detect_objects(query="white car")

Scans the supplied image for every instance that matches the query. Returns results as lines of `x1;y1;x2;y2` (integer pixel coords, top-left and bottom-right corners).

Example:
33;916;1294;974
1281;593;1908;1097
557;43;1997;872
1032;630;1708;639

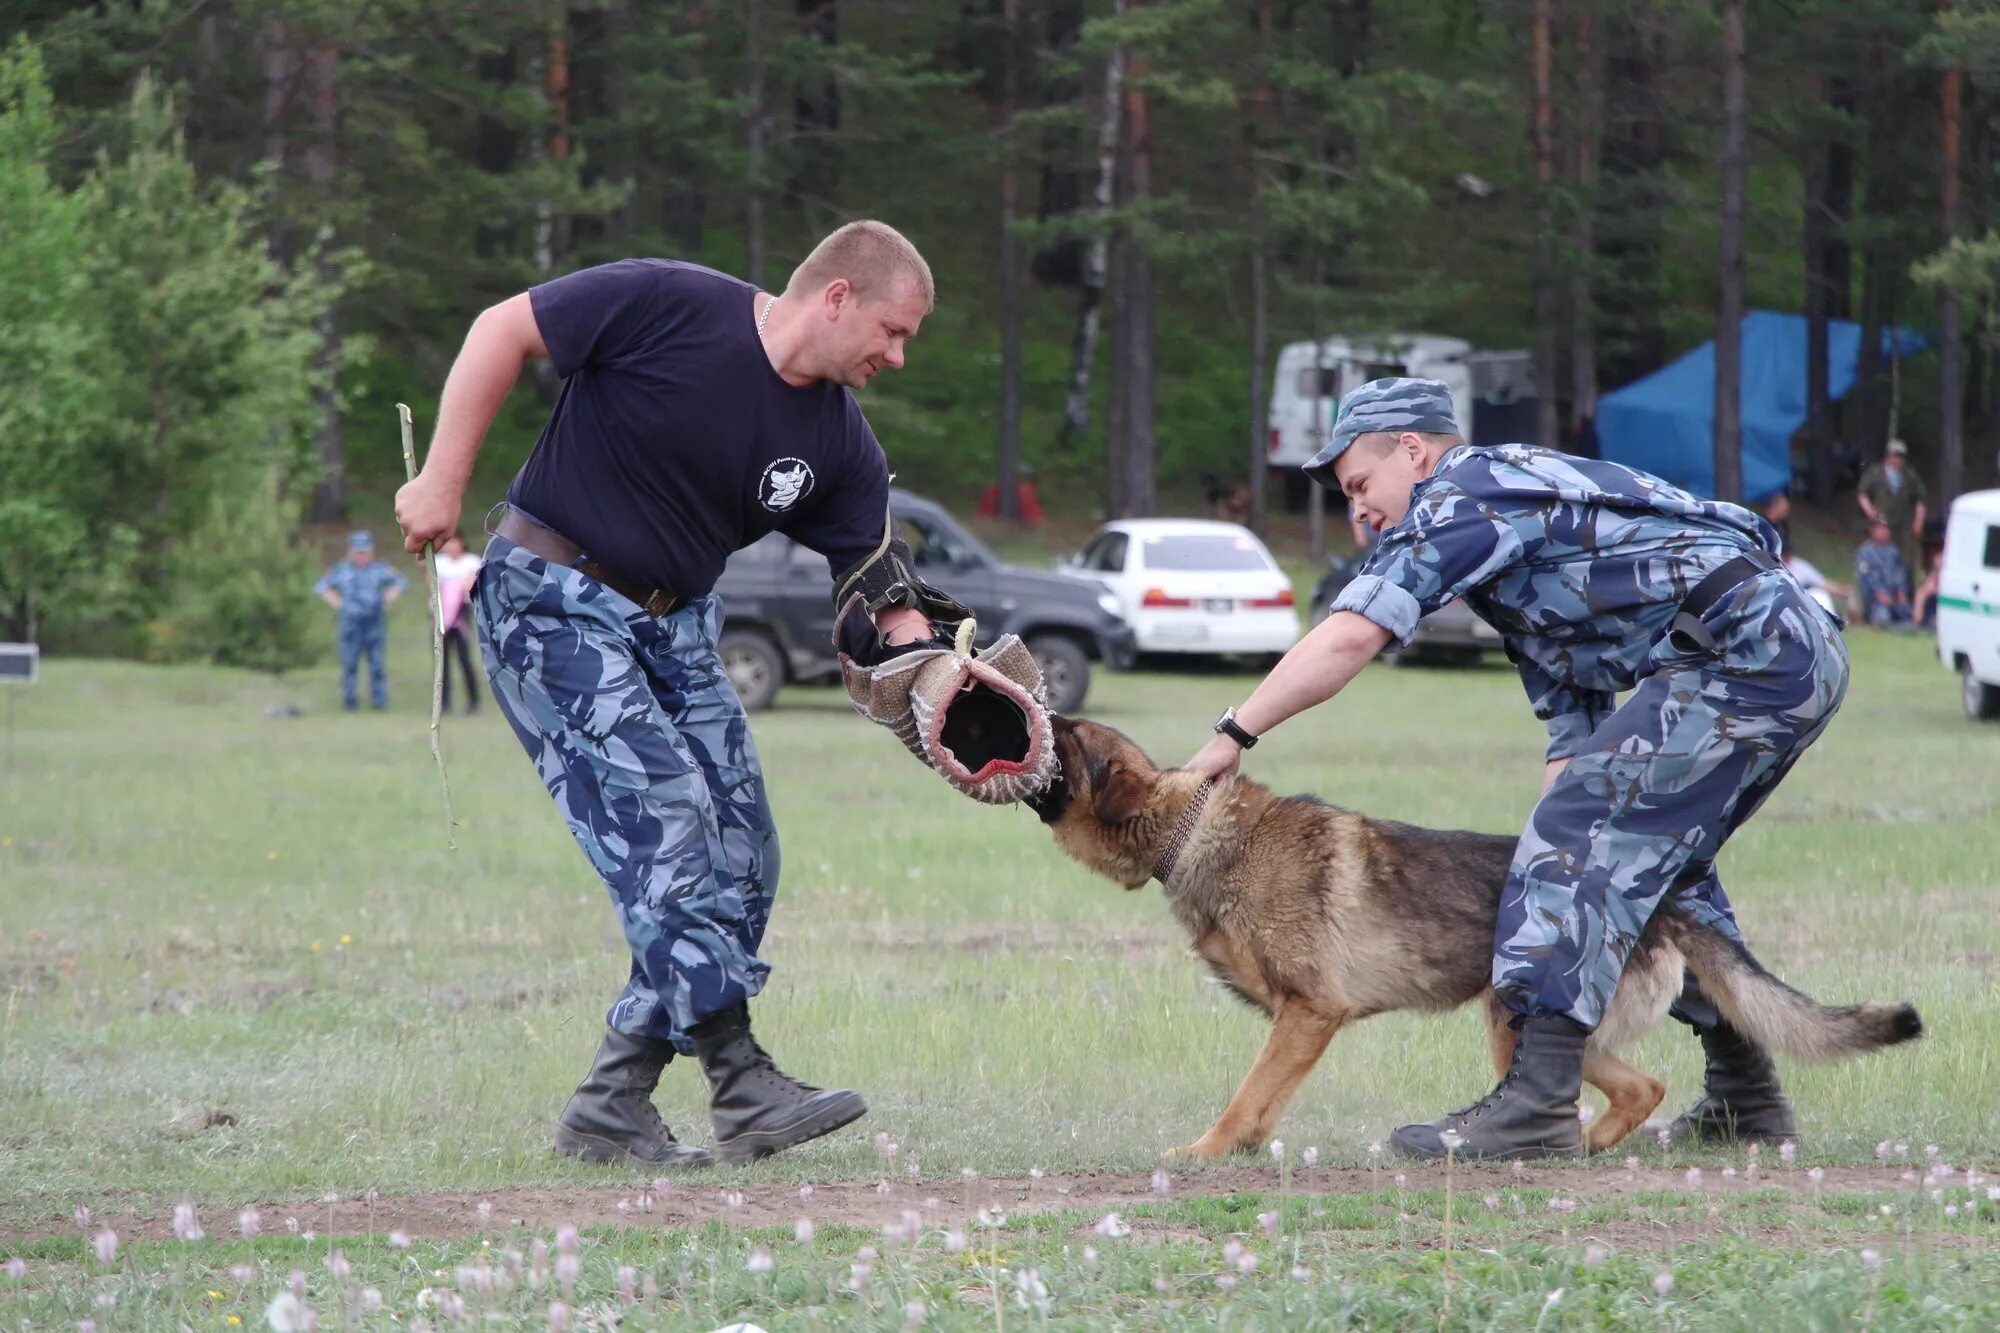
1064;519;1301;658
1936;488;2000;720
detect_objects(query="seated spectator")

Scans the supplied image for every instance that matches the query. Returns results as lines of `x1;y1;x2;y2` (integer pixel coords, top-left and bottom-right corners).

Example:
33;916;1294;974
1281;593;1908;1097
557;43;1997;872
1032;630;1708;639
1855;517;1913;631
1914;547;1945;629
1759;491;1855;619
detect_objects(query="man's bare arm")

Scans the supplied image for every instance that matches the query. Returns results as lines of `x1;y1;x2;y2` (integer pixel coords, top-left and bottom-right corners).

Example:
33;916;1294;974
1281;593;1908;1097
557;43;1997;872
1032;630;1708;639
1184;610;1391;779
396;293;548;553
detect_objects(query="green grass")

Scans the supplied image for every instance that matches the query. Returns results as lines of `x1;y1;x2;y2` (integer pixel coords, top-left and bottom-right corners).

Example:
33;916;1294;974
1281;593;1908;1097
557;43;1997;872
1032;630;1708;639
5;1184;2000;1328
2;615;1995;1326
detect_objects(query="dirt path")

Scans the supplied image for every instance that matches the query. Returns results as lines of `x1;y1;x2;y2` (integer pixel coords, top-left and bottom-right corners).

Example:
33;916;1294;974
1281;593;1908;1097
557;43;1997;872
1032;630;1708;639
6;1163;1966;1246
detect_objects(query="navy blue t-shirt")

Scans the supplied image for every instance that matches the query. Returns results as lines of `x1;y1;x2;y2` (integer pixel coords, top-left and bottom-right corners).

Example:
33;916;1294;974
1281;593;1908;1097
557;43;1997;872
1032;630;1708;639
507;259;891;599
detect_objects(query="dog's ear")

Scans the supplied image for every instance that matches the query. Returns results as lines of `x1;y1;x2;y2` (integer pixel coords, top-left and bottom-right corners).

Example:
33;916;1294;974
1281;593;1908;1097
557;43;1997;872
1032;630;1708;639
1091;760;1151;825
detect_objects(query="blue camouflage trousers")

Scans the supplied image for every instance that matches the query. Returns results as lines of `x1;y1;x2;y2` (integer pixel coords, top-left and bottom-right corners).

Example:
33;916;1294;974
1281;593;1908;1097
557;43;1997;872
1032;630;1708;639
337;615;388;709
1491;576;1850;1031
474;534;777;1050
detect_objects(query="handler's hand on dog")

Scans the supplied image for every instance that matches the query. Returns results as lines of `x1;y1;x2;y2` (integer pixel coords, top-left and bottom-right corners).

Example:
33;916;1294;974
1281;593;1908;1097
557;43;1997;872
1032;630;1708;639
395;474;461;555
1185;735;1242;781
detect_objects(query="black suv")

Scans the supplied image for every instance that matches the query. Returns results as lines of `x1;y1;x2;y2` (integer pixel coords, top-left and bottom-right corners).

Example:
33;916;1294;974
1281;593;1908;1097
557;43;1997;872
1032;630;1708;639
713;489;1137;713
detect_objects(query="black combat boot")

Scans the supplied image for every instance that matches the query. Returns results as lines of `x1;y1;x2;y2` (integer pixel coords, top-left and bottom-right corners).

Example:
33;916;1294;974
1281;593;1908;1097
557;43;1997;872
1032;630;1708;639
689;1005;867;1165
552;1029;715;1167
1391;1015;1588;1162
1668;1021;1797;1145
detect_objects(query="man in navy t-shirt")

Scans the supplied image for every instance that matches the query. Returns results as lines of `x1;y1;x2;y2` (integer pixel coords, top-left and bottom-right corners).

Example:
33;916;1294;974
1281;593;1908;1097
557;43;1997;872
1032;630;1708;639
396;221;937;1168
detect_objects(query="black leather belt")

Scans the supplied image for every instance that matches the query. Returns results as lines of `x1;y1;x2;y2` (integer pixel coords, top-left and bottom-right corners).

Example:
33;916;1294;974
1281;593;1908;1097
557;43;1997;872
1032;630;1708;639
493;507;685;619
1667;548;1783;654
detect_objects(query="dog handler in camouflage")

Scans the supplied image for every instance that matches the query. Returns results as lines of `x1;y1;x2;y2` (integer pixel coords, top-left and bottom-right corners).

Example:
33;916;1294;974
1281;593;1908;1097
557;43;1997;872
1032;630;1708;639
395;223;942;1168
1185;377;1850;1163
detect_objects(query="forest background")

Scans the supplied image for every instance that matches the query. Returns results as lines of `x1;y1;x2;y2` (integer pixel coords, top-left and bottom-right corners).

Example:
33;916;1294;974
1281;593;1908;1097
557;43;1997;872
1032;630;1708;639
4;0;1999;666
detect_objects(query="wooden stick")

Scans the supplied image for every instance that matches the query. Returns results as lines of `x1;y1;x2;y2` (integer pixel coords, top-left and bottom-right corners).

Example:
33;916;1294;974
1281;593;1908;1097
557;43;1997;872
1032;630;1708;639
400;402;457;850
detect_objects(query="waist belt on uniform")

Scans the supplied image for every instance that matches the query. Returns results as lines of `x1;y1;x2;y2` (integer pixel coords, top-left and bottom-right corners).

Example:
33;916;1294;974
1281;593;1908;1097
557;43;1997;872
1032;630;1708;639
1667;548;1783;654
493;506;685;619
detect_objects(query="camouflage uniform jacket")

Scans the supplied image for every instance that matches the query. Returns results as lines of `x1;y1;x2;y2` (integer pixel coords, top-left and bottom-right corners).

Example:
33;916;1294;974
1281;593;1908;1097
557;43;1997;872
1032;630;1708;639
314;559;408;622
1329;444;1785;761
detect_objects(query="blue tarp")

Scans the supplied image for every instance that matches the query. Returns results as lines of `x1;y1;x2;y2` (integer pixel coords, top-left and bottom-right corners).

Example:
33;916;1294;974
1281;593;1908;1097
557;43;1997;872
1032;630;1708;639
1595;310;1925;503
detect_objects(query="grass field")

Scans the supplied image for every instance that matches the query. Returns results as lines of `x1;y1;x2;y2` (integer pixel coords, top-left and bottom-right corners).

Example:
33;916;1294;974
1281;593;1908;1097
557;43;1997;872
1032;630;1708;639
3;611;1997;1328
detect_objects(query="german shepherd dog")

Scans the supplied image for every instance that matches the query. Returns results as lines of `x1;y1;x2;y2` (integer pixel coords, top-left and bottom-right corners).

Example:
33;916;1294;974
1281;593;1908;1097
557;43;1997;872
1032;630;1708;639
1027;717;1923;1160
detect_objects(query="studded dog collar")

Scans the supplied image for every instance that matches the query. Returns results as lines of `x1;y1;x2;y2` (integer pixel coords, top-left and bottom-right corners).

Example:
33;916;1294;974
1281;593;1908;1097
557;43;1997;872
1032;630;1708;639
1152;779;1216;885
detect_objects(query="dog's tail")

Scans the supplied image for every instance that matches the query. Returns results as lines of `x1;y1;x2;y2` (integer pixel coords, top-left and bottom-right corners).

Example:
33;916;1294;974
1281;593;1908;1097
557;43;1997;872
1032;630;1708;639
1663;916;1923;1061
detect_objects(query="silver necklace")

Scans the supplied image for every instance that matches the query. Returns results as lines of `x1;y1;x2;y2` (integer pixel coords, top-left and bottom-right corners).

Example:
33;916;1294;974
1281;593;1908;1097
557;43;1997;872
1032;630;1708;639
758;295;777;336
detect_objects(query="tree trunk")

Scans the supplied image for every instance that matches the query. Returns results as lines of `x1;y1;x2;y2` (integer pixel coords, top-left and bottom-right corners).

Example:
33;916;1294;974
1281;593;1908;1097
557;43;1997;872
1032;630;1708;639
537;22;572;277
745;0;767;288
1056;5;1123;457
1531;0;1560;450
1120;67;1156;518
302;42;345;524
1825;79;1855;321
1308;253;1327;564
1856;251;1889;466
1032;0;1087;288
791;0;841;205
1248;240;1269;532
1106;232;1130;515
1568;0;1601;446
474;44;519;260
1245;0;1272;532
996;0;1023;521
1803;75;1833;505
259;20;296;267
1939;38;1964;506
567;6;610;252
1596;10;1667;389
666;4;709;256
1713;0;1746;504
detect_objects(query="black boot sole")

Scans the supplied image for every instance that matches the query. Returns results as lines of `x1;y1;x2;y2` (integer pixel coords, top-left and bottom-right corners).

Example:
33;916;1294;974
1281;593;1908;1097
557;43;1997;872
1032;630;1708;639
1666;1112;1799;1146
714;1090;869;1166
553;1124;715;1168
1388;1128;1584;1163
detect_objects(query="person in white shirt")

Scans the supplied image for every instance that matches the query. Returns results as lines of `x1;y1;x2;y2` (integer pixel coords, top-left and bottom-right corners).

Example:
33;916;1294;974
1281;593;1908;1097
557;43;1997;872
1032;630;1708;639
434;530;484;713
1760;492;1853;620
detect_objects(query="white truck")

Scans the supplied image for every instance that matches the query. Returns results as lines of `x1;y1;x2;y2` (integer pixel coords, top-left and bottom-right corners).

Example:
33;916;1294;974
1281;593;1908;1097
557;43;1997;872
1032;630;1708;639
1265;335;1536;469
1936;488;2000;721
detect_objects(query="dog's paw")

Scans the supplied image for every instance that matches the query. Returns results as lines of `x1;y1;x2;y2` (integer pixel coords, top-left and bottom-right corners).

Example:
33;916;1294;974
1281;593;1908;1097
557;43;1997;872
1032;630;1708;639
1163;1137;1235;1162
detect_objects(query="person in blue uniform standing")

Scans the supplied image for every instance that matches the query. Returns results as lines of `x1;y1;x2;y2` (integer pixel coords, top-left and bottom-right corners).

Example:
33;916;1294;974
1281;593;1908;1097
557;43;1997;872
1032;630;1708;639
393;222;948;1169
1185;378;1850;1161
314;530;407;711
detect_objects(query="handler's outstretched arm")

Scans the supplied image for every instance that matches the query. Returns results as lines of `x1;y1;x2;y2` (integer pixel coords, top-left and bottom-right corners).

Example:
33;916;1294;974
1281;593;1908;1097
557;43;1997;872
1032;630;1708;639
1184;610;1390;779
396;293;548;553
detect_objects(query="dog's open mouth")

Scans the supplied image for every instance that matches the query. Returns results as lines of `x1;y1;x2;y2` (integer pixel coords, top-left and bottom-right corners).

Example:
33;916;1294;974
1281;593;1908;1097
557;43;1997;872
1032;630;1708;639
1023;717;1075;822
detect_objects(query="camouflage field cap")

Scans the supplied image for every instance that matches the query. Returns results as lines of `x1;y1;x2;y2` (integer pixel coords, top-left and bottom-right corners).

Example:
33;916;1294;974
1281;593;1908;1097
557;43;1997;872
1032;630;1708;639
1303;377;1461;488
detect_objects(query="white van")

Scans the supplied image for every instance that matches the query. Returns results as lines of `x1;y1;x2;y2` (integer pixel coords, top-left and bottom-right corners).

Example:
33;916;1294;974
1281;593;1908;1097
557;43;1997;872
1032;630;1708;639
1265;336;1536;467
1936;488;2000;720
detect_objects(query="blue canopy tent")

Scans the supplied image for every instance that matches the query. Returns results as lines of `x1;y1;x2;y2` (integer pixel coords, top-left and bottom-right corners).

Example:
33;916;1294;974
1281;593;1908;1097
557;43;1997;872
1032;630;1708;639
1595;310;1925;502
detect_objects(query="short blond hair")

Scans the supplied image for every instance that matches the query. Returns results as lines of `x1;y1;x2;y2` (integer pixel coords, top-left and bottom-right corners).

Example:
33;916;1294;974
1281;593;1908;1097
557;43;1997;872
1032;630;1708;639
786;220;935;312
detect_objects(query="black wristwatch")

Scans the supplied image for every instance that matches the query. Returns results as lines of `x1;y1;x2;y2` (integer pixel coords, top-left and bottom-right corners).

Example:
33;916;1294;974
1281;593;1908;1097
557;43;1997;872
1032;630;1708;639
1213;706;1259;750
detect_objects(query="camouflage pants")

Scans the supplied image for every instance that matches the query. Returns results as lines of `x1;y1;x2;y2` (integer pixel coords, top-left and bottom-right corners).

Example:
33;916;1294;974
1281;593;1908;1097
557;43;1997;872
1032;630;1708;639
475;534;777;1050
1491;577;1849;1031
336;615;388;709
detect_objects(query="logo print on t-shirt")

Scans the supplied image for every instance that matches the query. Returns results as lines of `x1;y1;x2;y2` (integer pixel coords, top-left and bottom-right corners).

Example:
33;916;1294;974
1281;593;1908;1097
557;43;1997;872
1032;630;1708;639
760;457;815;512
